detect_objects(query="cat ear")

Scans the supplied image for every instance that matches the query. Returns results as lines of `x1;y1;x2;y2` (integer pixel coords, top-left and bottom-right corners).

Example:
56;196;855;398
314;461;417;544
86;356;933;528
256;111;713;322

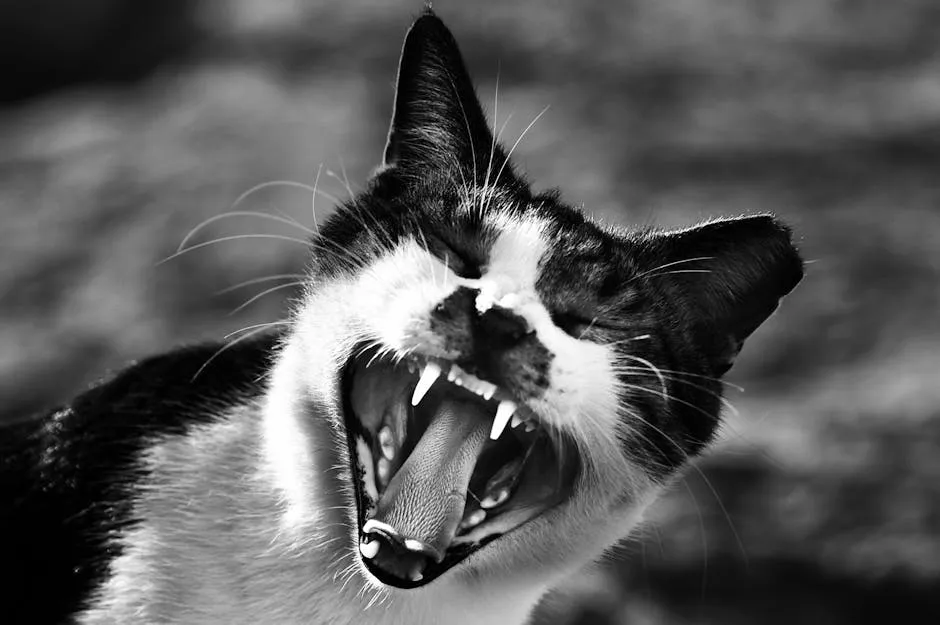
381;12;517;188
641;215;803;375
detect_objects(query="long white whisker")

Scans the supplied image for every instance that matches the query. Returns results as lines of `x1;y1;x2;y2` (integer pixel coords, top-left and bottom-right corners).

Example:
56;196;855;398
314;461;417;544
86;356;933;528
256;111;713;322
481;64;500;217
492;105;549;191
631;256;714;282
311;165;324;235
177;211;316;253
158;234;311;265
214;273;306;295
447;74;478;191
232;179;341;211
228;281;306;315
192;323;288;381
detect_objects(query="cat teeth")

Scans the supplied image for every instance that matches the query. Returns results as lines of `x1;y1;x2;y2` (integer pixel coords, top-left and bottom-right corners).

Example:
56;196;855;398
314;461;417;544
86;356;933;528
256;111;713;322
479;488;510;510
359;538;380;559
411;362;441;406
409;561;425;582
459;508;487;530
408;360;535;439
447;364;498;401
490;400;517;440
377;457;391;486
378;425;395;461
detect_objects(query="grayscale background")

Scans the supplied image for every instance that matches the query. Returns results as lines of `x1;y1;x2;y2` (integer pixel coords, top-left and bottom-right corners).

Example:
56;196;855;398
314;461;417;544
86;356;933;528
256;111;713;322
2;1;938;622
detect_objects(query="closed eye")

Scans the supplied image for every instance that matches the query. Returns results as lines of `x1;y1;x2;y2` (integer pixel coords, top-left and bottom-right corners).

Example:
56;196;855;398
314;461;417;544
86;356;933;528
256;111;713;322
550;311;596;338
430;238;481;279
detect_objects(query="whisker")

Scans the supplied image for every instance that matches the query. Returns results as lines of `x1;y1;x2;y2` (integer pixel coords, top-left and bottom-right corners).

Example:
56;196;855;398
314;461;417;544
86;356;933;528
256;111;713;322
603;334;653;349
177;211;316;253
214;273;306;295
228;281;306;316
310;165;324;235
617;354;667;397
630;257;714;282
192;323;289;381
492;105;549;191
232;179;342;212
223;321;289;340
614;367;740;418
481;64;500;216
618;406;745;568
643;269;713;278
157;234;311;266
447;74;478;192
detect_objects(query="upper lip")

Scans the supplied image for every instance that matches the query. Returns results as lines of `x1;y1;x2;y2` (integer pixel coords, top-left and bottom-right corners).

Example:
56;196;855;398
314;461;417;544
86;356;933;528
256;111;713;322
405;356;541;440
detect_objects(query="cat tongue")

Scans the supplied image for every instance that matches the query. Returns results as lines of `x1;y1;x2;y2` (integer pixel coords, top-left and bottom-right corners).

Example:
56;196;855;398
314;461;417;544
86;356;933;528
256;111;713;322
372;397;490;559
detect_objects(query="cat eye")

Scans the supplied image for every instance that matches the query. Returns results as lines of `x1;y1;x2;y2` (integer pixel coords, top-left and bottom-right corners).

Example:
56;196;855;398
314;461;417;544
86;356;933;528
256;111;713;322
550;311;595;338
429;237;481;279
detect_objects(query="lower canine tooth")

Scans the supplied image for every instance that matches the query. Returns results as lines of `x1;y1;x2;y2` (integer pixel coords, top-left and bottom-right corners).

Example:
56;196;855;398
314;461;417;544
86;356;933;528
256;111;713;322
459;509;486;529
377;457;391;485
480;488;510;509
378;425;395;461
359;539;380;559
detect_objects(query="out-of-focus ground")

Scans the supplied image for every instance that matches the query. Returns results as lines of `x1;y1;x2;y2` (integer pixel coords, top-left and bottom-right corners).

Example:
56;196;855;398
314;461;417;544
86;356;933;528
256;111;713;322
2;1;939;622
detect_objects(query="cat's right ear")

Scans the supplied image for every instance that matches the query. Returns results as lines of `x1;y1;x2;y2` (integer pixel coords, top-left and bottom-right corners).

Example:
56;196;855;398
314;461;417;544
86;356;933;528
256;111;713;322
379;12;519;190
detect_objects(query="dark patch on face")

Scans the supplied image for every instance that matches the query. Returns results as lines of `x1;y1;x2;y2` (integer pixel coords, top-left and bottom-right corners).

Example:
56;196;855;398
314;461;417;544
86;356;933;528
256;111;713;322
308;13;803;484
0;331;281;623
431;287;553;401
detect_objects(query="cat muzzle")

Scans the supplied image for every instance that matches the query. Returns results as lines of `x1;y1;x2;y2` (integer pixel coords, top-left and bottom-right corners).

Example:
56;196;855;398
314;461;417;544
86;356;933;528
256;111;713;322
341;346;578;588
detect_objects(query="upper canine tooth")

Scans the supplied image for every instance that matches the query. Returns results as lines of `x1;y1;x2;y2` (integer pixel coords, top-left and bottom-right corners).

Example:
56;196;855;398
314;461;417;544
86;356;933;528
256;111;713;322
511;414;522;429
412;362;442;406
490;400;517;440
378;425;395;461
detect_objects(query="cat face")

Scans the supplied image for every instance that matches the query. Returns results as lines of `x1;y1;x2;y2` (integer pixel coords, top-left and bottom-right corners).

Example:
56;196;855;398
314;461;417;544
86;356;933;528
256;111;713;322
283;13;802;592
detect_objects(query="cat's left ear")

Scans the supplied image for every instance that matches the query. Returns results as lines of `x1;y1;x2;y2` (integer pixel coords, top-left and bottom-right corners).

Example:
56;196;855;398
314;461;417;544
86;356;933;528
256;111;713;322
640;215;804;375
380;12;519;189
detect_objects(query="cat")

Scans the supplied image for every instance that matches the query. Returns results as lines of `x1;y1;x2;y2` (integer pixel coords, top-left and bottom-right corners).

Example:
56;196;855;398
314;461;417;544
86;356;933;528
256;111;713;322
0;9;803;625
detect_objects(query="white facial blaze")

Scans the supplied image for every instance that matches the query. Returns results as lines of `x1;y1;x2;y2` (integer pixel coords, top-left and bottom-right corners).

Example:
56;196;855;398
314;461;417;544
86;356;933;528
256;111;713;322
470;214;621;439
337;214;623;440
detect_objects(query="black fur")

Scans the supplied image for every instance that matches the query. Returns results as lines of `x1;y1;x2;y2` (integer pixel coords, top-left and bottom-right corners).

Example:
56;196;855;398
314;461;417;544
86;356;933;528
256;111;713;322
0;10;803;621
316;12;803;476
0;332;281;624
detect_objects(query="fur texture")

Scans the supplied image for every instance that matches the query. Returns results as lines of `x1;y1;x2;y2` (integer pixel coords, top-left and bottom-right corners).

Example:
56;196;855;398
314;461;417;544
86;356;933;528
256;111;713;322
0;10;803;624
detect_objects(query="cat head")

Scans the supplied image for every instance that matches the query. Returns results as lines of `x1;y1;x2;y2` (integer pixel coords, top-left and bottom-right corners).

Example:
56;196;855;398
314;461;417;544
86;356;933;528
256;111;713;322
274;11;802;594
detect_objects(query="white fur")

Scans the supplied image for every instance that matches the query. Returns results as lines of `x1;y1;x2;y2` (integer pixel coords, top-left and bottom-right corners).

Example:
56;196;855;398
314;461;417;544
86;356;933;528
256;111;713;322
80;208;658;624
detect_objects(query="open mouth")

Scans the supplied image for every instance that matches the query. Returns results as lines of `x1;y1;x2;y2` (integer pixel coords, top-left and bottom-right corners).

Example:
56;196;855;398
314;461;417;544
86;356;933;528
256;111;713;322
341;345;579;588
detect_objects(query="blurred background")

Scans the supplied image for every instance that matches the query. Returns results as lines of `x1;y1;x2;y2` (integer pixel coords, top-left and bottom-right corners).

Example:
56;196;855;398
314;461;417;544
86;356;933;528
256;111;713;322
2;0;938;622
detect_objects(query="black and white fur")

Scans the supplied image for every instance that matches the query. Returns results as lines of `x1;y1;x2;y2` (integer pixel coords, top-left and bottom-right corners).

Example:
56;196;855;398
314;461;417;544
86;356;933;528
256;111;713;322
1;10;803;625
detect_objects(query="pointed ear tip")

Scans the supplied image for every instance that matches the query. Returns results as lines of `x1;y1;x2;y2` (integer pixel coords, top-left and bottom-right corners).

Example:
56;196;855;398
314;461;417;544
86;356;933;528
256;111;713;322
407;9;452;40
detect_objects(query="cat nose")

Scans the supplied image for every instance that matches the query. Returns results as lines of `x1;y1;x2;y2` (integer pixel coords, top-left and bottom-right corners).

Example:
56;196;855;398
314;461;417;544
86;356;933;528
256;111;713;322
477;306;532;348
